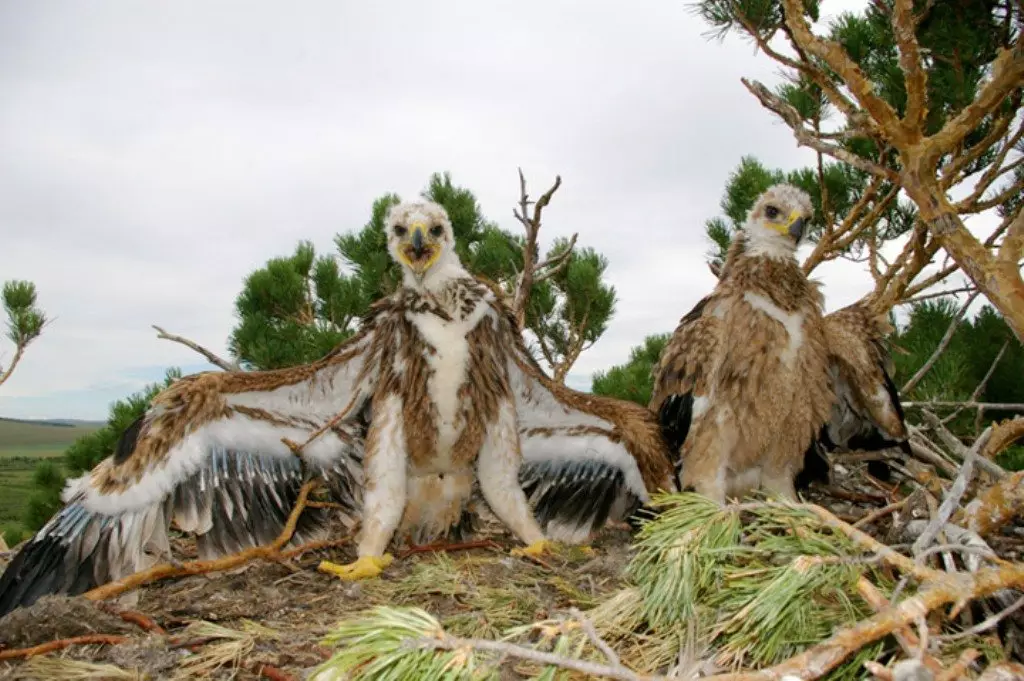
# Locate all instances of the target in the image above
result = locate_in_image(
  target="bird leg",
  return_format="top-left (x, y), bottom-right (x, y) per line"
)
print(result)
top-left (318, 397), bottom-right (406, 582)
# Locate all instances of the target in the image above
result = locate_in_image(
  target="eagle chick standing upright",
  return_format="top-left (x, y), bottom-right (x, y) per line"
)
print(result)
top-left (650, 184), bottom-right (833, 503)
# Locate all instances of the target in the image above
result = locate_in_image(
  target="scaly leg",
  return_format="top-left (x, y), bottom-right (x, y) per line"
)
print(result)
top-left (477, 400), bottom-right (551, 558)
top-left (319, 395), bottom-right (406, 581)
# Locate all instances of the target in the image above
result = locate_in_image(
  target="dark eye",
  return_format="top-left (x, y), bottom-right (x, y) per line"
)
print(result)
top-left (764, 205), bottom-right (780, 220)
top-left (429, 225), bottom-right (444, 238)
top-left (393, 225), bottom-right (407, 236)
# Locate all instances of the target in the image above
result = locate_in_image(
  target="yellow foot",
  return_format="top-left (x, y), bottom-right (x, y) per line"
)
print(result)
top-left (572, 545), bottom-right (597, 558)
top-left (511, 539), bottom-right (557, 559)
top-left (317, 554), bottom-right (394, 581)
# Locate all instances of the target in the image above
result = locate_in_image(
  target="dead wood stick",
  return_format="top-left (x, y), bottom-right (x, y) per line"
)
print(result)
top-left (95, 602), bottom-right (167, 635)
top-left (252, 662), bottom-right (298, 681)
top-left (853, 499), bottom-right (909, 529)
top-left (396, 539), bottom-right (503, 560)
top-left (912, 427), bottom-right (992, 555)
top-left (84, 481), bottom-right (319, 601)
top-left (279, 537), bottom-right (351, 561)
top-left (152, 325), bottom-right (239, 371)
top-left (0, 634), bottom-right (129, 661)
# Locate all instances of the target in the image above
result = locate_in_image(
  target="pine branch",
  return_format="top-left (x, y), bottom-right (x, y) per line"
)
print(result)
top-left (900, 289), bottom-right (980, 395)
top-left (0, 344), bottom-right (25, 390)
top-left (533, 233), bottom-right (578, 284)
top-left (152, 325), bottom-right (240, 371)
top-left (741, 78), bottom-right (899, 181)
top-left (901, 285), bottom-right (977, 305)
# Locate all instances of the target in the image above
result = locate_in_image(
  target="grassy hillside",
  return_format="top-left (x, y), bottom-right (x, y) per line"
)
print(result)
top-left (0, 417), bottom-right (102, 458)
top-left (0, 418), bottom-right (102, 543)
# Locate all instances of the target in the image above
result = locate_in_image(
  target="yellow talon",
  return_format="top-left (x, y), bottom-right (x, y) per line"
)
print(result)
top-left (511, 539), bottom-right (556, 559)
top-left (317, 554), bottom-right (394, 581)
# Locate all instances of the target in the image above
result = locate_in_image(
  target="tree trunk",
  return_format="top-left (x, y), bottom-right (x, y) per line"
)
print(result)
top-left (901, 165), bottom-right (1024, 345)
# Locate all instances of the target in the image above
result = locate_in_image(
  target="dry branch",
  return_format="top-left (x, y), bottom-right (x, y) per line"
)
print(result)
top-left (510, 168), bottom-right (573, 329)
top-left (83, 480), bottom-right (322, 601)
top-left (152, 325), bottom-right (240, 371)
top-left (0, 634), bottom-right (129, 661)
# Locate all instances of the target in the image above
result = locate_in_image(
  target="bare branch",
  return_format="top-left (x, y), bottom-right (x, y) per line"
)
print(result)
top-left (152, 325), bottom-right (240, 371)
top-left (901, 285), bottom-right (977, 305)
top-left (904, 401), bottom-right (1024, 412)
top-left (901, 290), bottom-right (980, 395)
top-left (511, 168), bottom-right (565, 329)
top-left (742, 79), bottom-right (899, 181)
top-left (533, 233), bottom-right (578, 285)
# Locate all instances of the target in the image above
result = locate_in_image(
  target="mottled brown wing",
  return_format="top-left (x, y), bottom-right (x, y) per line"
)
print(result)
top-left (0, 304), bottom-right (394, 617)
top-left (480, 291), bottom-right (676, 543)
top-left (649, 295), bottom-right (723, 469)
top-left (820, 303), bottom-right (910, 453)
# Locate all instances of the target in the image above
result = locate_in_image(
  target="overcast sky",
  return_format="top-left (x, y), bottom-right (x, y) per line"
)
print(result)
top-left (0, 0), bottom-right (931, 421)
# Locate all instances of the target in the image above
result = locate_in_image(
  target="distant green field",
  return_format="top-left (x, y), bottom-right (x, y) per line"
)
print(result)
top-left (0, 418), bottom-right (100, 457)
top-left (0, 418), bottom-right (101, 542)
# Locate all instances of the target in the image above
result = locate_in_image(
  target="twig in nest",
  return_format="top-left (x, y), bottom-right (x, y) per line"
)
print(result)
top-left (569, 607), bottom-right (622, 669)
top-left (912, 426), bottom-right (992, 555)
top-left (95, 602), bottom-right (167, 635)
top-left (0, 634), bottom-right (129, 661)
top-left (151, 325), bottom-right (239, 371)
top-left (937, 594), bottom-right (1024, 641)
top-left (856, 578), bottom-right (943, 673)
top-left (83, 481), bottom-right (321, 601)
top-left (251, 662), bottom-right (298, 681)
top-left (396, 539), bottom-right (503, 560)
top-left (918, 411), bottom-right (1006, 479)
top-left (854, 499), bottom-right (909, 529)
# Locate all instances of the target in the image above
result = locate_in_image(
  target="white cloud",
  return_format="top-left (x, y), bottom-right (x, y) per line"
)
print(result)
top-left (0, 0), bottom-right (897, 420)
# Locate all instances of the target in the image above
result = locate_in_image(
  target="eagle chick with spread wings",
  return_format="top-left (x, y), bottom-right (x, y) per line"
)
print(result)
top-left (0, 200), bottom-right (675, 616)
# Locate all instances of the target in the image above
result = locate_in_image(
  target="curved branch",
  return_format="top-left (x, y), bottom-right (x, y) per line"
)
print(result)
top-left (152, 325), bottom-right (239, 371)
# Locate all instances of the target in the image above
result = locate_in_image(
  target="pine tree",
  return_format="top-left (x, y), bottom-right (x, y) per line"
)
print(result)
top-left (590, 333), bottom-right (671, 406)
top-left (229, 171), bottom-right (616, 381)
top-left (695, 0), bottom-right (1024, 334)
top-left (0, 280), bottom-right (47, 389)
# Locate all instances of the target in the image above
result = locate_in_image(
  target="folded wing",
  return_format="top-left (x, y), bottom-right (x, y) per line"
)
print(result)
top-left (819, 302), bottom-right (910, 456)
top-left (0, 315), bottom-right (387, 616)
top-left (649, 295), bottom-right (721, 482)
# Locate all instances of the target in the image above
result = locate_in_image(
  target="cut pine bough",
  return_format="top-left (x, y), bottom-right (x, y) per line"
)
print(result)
top-left (311, 493), bottom-right (1022, 681)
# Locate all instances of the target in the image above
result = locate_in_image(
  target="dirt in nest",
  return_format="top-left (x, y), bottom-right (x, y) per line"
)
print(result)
top-left (0, 595), bottom-right (137, 648)
top-left (0, 525), bottom-right (637, 680)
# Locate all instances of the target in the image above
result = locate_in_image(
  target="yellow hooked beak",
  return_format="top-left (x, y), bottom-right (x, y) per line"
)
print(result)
top-left (398, 222), bottom-right (441, 279)
top-left (769, 210), bottom-right (806, 241)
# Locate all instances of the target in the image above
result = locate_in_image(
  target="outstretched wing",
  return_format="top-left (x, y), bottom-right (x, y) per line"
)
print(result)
top-left (483, 294), bottom-right (675, 543)
top-left (820, 303), bottom-right (910, 456)
top-left (0, 306), bottom-right (391, 617)
top-left (648, 295), bottom-right (721, 480)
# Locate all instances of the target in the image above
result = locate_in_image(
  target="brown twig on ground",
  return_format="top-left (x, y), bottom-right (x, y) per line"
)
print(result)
top-left (854, 499), bottom-right (909, 529)
top-left (152, 325), bottom-right (240, 371)
top-left (83, 481), bottom-right (319, 601)
top-left (0, 635), bottom-right (129, 661)
top-left (901, 290), bottom-right (980, 395)
top-left (252, 662), bottom-right (298, 681)
top-left (396, 539), bottom-right (504, 560)
top-left (279, 537), bottom-right (351, 561)
top-left (94, 602), bottom-right (167, 635)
